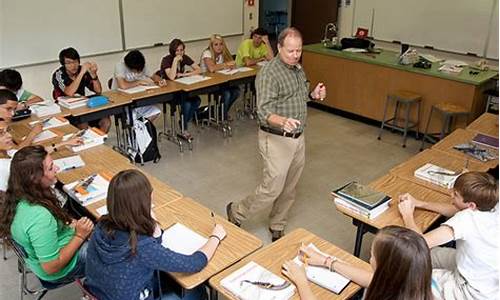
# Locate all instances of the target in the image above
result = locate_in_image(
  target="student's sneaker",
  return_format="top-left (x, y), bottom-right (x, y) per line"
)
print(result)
top-left (177, 131), bottom-right (193, 141)
top-left (269, 228), bottom-right (284, 242)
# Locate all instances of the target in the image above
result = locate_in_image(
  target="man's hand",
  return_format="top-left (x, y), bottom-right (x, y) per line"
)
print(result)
top-left (88, 62), bottom-right (98, 76)
top-left (81, 62), bottom-right (92, 74)
top-left (398, 196), bottom-right (416, 219)
top-left (262, 35), bottom-right (270, 45)
top-left (312, 83), bottom-right (326, 101)
top-left (398, 193), bottom-right (424, 208)
top-left (282, 117), bottom-right (301, 133)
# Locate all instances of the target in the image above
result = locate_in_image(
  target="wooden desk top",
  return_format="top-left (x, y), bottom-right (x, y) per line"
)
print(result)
top-left (335, 175), bottom-right (449, 231)
top-left (432, 128), bottom-right (498, 169)
top-left (117, 83), bottom-right (183, 102)
top-left (390, 149), bottom-right (489, 195)
top-left (55, 145), bottom-right (182, 216)
top-left (174, 73), bottom-right (228, 92)
top-left (466, 113), bottom-right (499, 137)
top-left (154, 197), bottom-right (262, 289)
top-left (209, 228), bottom-right (370, 300)
top-left (68, 91), bottom-right (131, 117)
top-left (10, 122), bottom-right (78, 145)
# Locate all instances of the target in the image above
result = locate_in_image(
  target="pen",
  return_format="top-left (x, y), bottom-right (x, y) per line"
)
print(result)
top-left (210, 211), bottom-right (216, 226)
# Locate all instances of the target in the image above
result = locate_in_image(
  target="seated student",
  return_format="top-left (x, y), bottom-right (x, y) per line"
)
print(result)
top-left (200, 34), bottom-right (240, 120)
top-left (52, 47), bottom-right (111, 132)
top-left (398, 171), bottom-right (498, 300)
top-left (85, 169), bottom-right (226, 300)
top-left (0, 69), bottom-right (43, 109)
top-left (160, 38), bottom-right (201, 139)
top-left (235, 28), bottom-right (274, 67)
top-left (0, 88), bottom-right (18, 122)
top-left (0, 146), bottom-right (93, 284)
top-left (282, 226), bottom-right (435, 300)
top-left (0, 120), bottom-right (15, 192)
top-left (112, 50), bottom-right (162, 122)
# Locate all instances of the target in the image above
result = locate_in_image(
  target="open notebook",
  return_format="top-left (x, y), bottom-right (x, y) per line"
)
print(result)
top-left (293, 243), bottom-right (350, 294)
top-left (221, 261), bottom-right (295, 300)
top-left (161, 223), bottom-right (207, 255)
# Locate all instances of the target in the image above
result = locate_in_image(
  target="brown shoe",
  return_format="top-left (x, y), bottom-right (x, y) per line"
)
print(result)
top-left (269, 228), bottom-right (284, 242)
top-left (226, 202), bottom-right (241, 227)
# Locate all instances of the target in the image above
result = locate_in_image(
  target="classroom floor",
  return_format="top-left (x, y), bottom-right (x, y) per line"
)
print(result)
top-left (0, 106), bottom-right (422, 300)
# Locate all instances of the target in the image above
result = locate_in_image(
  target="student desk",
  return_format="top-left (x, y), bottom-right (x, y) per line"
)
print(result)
top-left (209, 228), bottom-right (370, 300)
top-left (54, 145), bottom-right (182, 218)
top-left (335, 174), bottom-right (450, 257)
top-left (153, 197), bottom-right (262, 293)
top-left (389, 149), bottom-right (489, 195)
top-left (302, 44), bottom-right (498, 132)
top-left (431, 128), bottom-right (499, 169)
top-left (466, 112), bottom-right (499, 137)
top-left (66, 91), bottom-right (131, 125)
top-left (9, 122), bottom-right (78, 146)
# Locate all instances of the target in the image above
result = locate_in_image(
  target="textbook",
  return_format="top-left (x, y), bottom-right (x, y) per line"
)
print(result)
top-left (31, 102), bottom-right (62, 117)
top-left (334, 197), bottom-right (390, 219)
top-left (53, 155), bottom-right (85, 173)
top-left (414, 163), bottom-right (459, 189)
top-left (220, 261), bottom-right (295, 300)
top-left (63, 173), bottom-right (111, 206)
top-left (29, 116), bottom-right (69, 130)
top-left (332, 181), bottom-right (390, 210)
top-left (174, 75), bottom-right (211, 85)
top-left (70, 127), bottom-right (108, 152)
top-left (57, 96), bottom-right (88, 109)
top-left (472, 133), bottom-right (499, 149)
top-left (293, 243), bottom-right (350, 294)
top-left (118, 85), bottom-right (159, 94)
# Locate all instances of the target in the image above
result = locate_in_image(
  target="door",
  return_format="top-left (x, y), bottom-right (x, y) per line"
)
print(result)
top-left (291, 0), bottom-right (339, 44)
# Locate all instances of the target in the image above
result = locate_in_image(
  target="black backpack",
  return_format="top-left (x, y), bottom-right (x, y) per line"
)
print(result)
top-left (134, 118), bottom-right (161, 164)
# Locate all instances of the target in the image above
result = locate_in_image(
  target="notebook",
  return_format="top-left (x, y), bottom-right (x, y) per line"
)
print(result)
top-left (174, 75), bottom-right (211, 85)
top-left (62, 173), bottom-right (111, 206)
top-left (71, 127), bottom-right (108, 152)
top-left (334, 181), bottom-right (390, 209)
top-left (293, 243), bottom-right (350, 294)
top-left (53, 155), bottom-right (85, 172)
top-left (221, 261), bottom-right (295, 300)
top-left (29, 116), bottom-right (69, 130)
top-left (32, 130), bottom-right (58, 143)
top-left (472, 133), bottom-right (499, 149)
top-left (161, 223), bottom-right (207, 255)
top-left (118, 85), bottom-right (159, 94)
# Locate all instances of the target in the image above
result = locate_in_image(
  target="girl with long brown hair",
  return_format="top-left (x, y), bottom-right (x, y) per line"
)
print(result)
top-left (282, 226), bottom-right (435, 300)
top-left (85, 169), bottom-right (226, 300)
top-left (0, 146), bottom-right (93, 284)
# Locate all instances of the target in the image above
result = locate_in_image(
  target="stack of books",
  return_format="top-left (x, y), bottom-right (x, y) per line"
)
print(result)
top-left (71, 127), bottom-right (108, 152)
top-left (62, 173), bottom-right (111, 206)
top-left (221, 261), bottom-right (295, 300)
top-left (30, 102), bottom-right (62, 117)
top-left (57, 96), bottom-right (88, 109)
top-left (414, 163), bottom-right (459, 189)
top-left (332, 181), bottom-right (391, 219)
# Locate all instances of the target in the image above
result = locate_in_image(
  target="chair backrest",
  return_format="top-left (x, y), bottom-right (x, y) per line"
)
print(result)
top-left (7, 237), bottom-right (28, 264)
top-left (107, 78), bottom-right (113, 89)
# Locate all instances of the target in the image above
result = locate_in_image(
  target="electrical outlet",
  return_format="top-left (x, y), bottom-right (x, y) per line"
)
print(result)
top-left (249, 12), bottom-right (253, 20)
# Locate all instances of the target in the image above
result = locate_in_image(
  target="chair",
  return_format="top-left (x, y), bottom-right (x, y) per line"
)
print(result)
top-left (420, 103), bottom-right (470, 150)
top-left (7, 238), bottom-right (72, 300)
top-left (378, 90), bottom-right (422, 147)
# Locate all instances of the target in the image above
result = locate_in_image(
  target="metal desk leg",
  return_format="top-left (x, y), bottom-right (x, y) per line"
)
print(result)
top-left (353, 221), bottom-right (366, 258)
top-left (209, 285), bottom-right (218, 300)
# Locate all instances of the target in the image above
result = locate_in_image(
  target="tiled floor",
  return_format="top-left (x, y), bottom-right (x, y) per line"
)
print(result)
top-left (0, 106), bottom-right (421, 299)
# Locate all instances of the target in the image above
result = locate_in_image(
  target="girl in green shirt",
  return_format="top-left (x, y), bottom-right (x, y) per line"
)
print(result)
top-left (0, 146), bottom-right (93, 283)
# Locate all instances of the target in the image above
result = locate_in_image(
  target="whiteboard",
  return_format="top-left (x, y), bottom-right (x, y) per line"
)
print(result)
top-left (0, 0), bottom-right (123, 68)
top-left (122, 0), bottom-right (244, 49)
top-left (353, 0), bottom-right (498, 59)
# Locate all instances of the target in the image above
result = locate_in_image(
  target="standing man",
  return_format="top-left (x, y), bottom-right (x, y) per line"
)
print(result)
top-left (227, 28), bottom-right (326, 241)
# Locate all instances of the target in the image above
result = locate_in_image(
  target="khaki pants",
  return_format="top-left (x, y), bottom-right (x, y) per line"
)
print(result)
top-left (431, 247), bottom-right (484, 300)
top-left (233, 130), bottom-right (305, 231)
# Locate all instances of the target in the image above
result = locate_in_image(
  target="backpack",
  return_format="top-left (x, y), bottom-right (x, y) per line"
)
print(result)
top-left (133, 118), bottom-right (161, 164)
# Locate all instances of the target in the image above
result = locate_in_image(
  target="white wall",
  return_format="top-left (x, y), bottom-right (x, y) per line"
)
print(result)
top-left (12, 2), bottom-right (259, 101)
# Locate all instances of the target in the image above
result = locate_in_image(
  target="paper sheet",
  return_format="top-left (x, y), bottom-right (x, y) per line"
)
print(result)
top-left (161, 223), bottom-right (207, 255)
top-left (174, 75), bottom-right (211, 85)
top-left (54, 155), bottom-right (85, 172)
